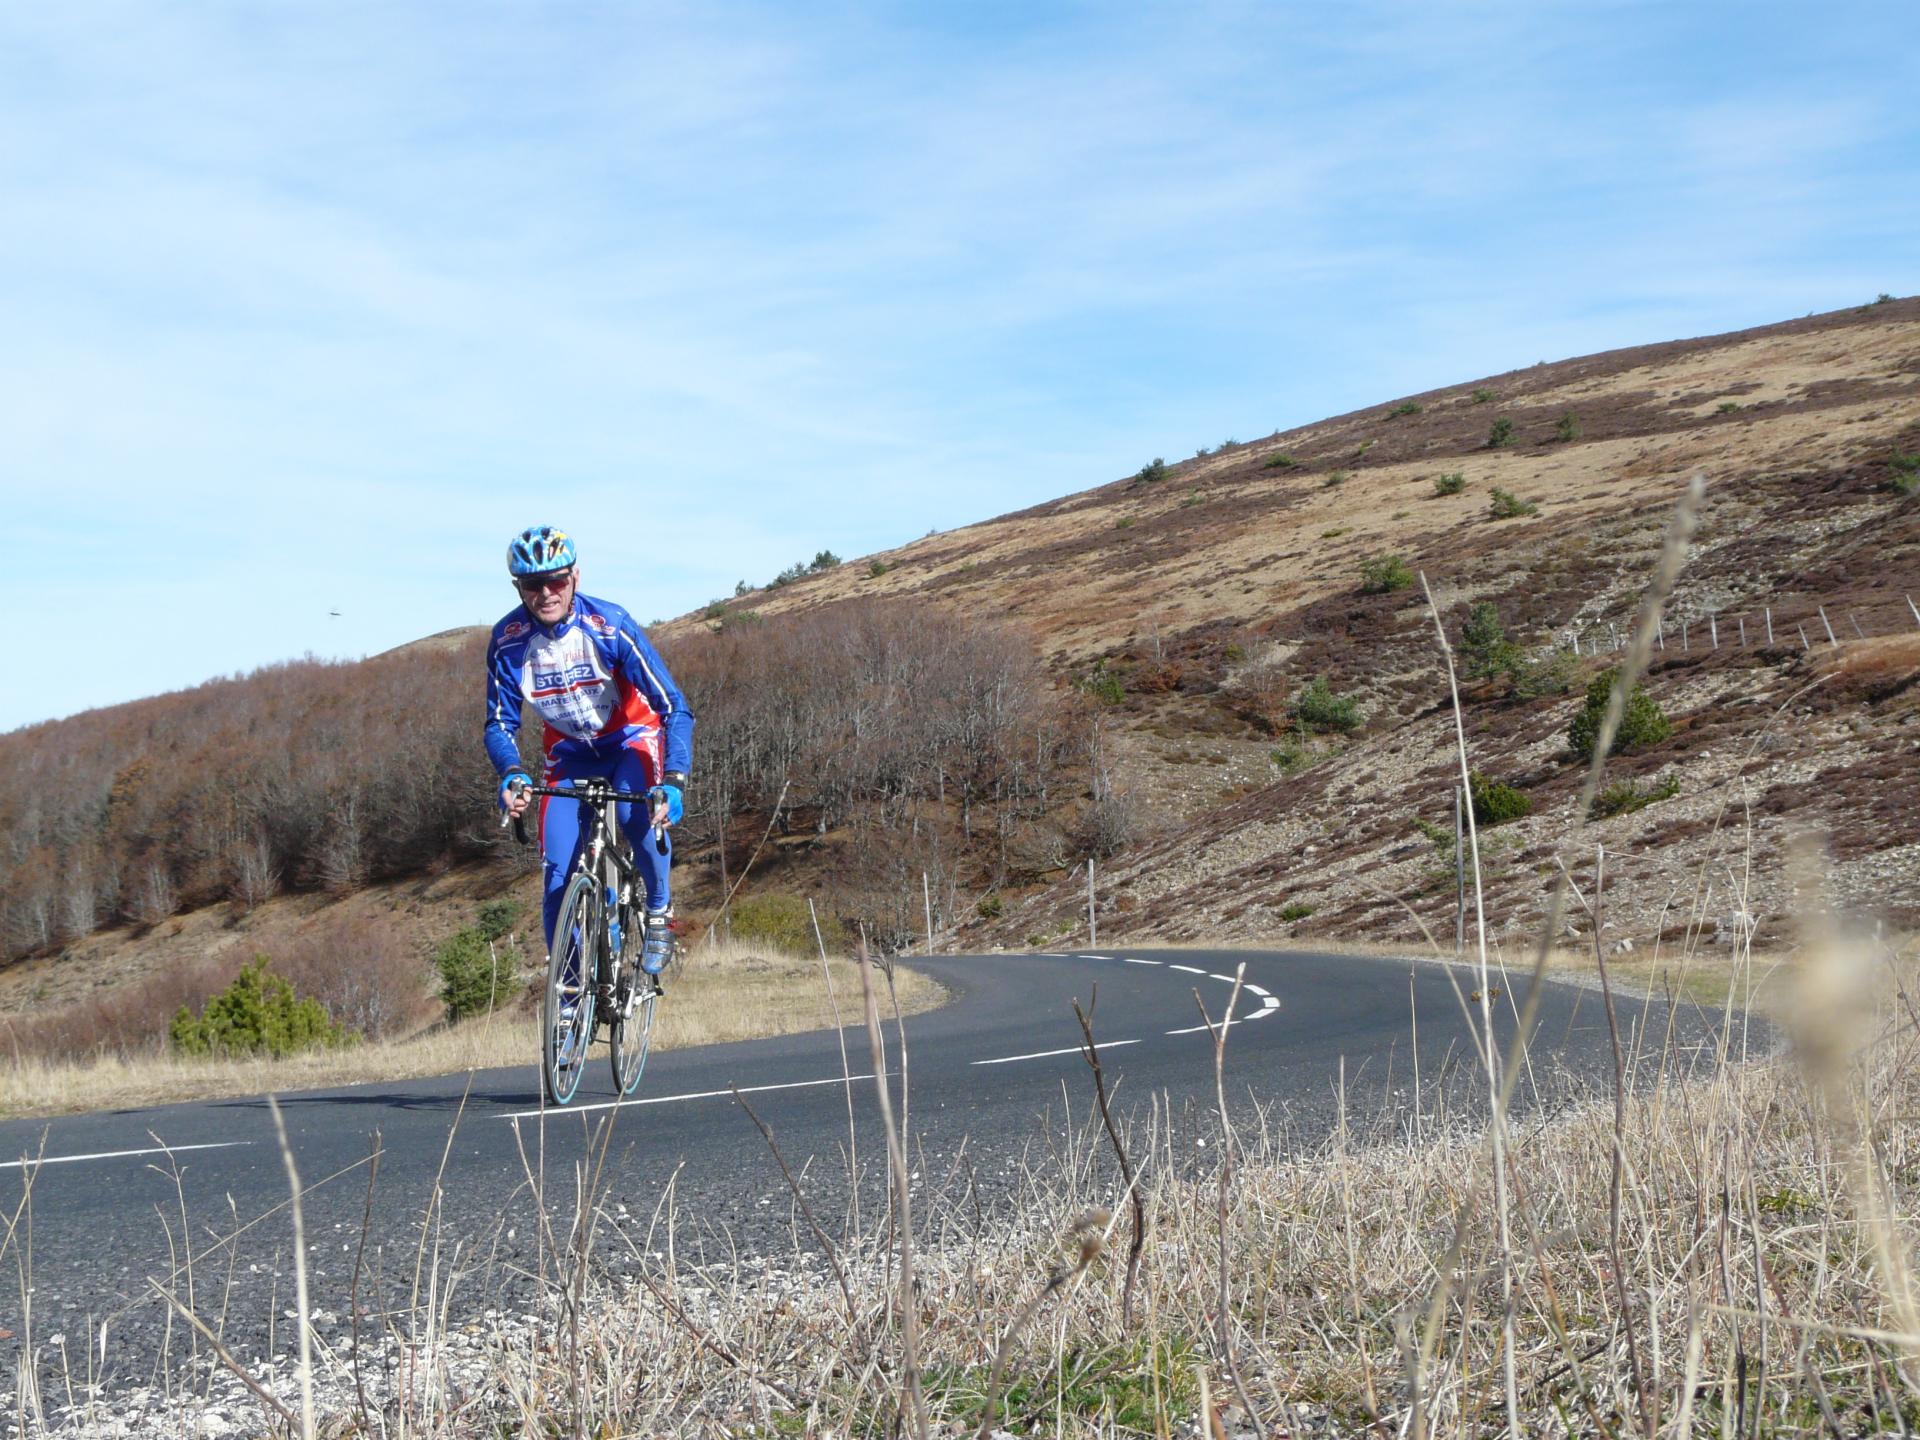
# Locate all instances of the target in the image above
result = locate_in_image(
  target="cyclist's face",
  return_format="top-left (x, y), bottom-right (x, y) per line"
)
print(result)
top-left (516, 567), bottom-right (576, 623)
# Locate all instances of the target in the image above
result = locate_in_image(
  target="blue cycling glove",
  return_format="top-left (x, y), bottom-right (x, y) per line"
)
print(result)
top-left (649, 783), bottom-right (684, 825)
top-left (498, 770), bottom-right (531, 813)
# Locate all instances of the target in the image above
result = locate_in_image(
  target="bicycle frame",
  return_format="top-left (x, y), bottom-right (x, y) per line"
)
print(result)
top-left (513, 778), bottom-right (667, 1103)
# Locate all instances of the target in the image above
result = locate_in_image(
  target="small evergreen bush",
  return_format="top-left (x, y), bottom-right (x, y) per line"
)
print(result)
top-left (1293, 675), bottom-right (1362, 734)
top-left (476, 898), bottom-right (523, 942)
top-left (1358, 555), bottom-right (1415, 594)
top-left (1323, 470), bottom-right (1350, 488)
top-left (1591, 776), bottom-right (1681, 819)
top-left (1278, 902), bottom-right (1314, 922)
top-left (1081, 668), bottom-right (1126, 705)
top-left (1263, 453), bottom-right (1298, 470)
top-left (1889, 449), bottom-right (1920, 495)
top-left (1469, 771), bottom-right (1532, 826)
top-left (1487, 417), bottom-right (1515, 448)
top-left (1460, 603), bottom-right (1520, 678)
top-left (1554, 412), bottom-right (1582, 442)
top-left (1433, 471), bottom-right (1467, 496)
top-left (868, 559), bottom-right (893, 577)
top-left (1135, 458), bottom-right (1169, 485)
top-left (171, 956), bottom-right (346, 1058)
top-left (1567, 670), bottom-right (1673, 761)
top-left (975, 895), bottom-right (1004, 920)
top-left (1471, 388), bottom-right (1495, 404)
top-left (436, 926), bottom-right (513, 1022)
top-left (1390, 402), bottom-right (1421, 417)
top-left (1488, 487), bottom-right (1538, 518)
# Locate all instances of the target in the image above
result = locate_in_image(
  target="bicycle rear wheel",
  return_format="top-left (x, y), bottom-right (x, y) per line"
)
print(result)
top-left (544, 871), bottom-right (599, 1107)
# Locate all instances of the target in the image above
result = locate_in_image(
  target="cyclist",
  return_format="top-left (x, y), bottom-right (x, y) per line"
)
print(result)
top-left (485, 525), bottom-right (694, 987)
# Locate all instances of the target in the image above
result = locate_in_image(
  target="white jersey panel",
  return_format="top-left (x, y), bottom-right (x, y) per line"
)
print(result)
top-left (520, 625), bottom-right (618, 740)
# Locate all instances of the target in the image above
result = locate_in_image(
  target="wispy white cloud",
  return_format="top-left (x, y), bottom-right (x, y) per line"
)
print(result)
top-left (3, 0), bottom-right (1916, 728)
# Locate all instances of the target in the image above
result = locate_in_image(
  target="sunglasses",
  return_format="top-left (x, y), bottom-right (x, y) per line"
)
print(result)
top-left (516, 571), bottom-right (575, 594)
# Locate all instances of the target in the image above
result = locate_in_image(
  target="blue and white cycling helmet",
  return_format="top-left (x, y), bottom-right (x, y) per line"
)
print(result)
top-left (507, 525), bottom-right (577, 577)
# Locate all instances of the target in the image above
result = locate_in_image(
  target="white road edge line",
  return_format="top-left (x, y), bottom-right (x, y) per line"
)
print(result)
top-left (1168, 964), bottom-right (1208, 975)
top-left (1075, 953), bottom-right (1114, 960)
top-left (972, 1040), bottom-right (1141, 1067)
top-left (1122, 958), bottom-right (1161, 966)
top-left (497, 1073), bottom-right (878, 1122)
top-left (0, 1140), bottom-right (253, 1171)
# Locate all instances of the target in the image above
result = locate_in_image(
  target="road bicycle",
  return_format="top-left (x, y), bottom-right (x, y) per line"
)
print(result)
top-left (508, 779), bottom-right (676, 1106)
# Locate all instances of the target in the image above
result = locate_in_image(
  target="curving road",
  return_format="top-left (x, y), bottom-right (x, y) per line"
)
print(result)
top-left (0, 947), bottom-right (1736, 1399)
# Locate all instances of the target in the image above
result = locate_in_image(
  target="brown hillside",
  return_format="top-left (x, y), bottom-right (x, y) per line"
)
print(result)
top-left (676, 298), bottom-right (1920, 952)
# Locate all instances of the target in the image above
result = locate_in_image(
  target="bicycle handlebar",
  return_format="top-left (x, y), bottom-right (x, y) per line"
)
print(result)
top-left (500, 779), bottom-right (672, 852)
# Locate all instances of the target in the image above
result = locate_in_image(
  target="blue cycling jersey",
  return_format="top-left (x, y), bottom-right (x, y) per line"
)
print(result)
top-left (484, 592), bottom-right (694, 780)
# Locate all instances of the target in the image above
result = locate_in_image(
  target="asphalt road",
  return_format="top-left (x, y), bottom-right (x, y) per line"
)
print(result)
top-left (0, 947), bottom-right (1737, 1400)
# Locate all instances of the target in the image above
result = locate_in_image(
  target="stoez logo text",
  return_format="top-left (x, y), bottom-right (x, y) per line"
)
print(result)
top-left (532, 662), bottom-right (599, 691)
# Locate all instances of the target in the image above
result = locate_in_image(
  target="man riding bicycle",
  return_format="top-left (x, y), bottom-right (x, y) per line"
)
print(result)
top-left (485, 525), bottom-right (695, 983)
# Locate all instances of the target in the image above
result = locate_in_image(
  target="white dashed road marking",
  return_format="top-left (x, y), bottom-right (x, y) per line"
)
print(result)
top-left (972, 1040), bottom-right (1141, 1067)
top-left (497, 1073), bottom-right (879, 1122)
top-left (0, 1141), bottom-right (253, 1171)
top-left (1168, 964), bottom-right (1208, 975)
top-left (1122, 957), bottom-right (1161, 966)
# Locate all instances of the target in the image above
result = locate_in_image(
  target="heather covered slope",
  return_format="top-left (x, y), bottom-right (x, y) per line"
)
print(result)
top-left (682, 298), bottom-right (1920, 952)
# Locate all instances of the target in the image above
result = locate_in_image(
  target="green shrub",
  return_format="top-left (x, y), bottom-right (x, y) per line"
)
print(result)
top-left (1180, 490), bottom-right (1203, 508)
top-left (1471, 388), bottom-right (1496, 404)
top-left (1460, 603), bottom-right (1520, 678)
top-left (1469, 771), bottom-right (1532, 826)
top-left (1511, 647), bottom-right (1577, 698)
top-left (1890, 450), bottom-right (1920, 495)
top-left (1278, 902), bottom-right (1314, 922)
top-left (171, 956), bottom-right (346, 1058)
top-left (1263, 453), bottom-right (1298, 470)
top-left (1591, 776), bottom-right (1681, 819)
top-left (1488, 487), bottom-right (1538, 519)
top-left (1390, 402), bottom-right (1421, 417)
top-left (975, 895), bottom-right (1004, 920)
top-left (1553, 412), bottom-right (1582, 442)
top-left (1354, 439), bottom-right (1375, 457)
top-left (476, 899), bottom-right (524, 942)
top-left (1293, 675), bottom-right (1362, 734)
top-left (1567, 669), bottom-right (1673, 761)
top-left (1081, 668), bottom-right (1125, 705)
top-left (436, 926), bottom-right (514, 1022)
top-left (809, 550), bottom-right (842, 572)
top-left (1715, 401), bottom-right (1743, 414)
top-left (868, 559), bottom-right (893, 578)
top-left (1323, 470), bottom-right (1350, 488)
top-left (1358, 555), bottom-right (1415, 594)
top-left (1432, 471), bottom-right (1467, 496)
top-left (728, 893), bottom-right (848, 954)
top-left (1114, 517), bottom-right (1134, 530)
top-left (1134, 457), bottom-right (1168, 485)
top-left (1269, 733), bottom-right (1308, 773)
top-left (1487, 417), bottom-right (1515, 448)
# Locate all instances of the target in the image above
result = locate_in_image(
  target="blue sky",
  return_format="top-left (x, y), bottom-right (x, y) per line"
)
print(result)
top-left (4, 1), bottom-right (1916, 731)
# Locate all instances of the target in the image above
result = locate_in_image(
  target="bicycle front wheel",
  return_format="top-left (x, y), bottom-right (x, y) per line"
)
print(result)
top-left (607, 971), bottom-right (657, 1097)
top-left (544, 871), bottom-right (599, 1107)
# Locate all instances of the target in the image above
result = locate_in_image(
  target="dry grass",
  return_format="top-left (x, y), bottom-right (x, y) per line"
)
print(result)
top-left (0, 938), bottom-right (943, 1119)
